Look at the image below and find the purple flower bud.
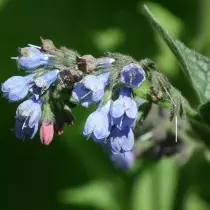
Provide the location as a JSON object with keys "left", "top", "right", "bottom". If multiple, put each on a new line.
{"left": 111, "top": 87, "right": 137, "bottom": 130}
{"left": 96, "top": 57, "right": 115, "bottom": 69}
{"left": 15, "top": 97, "right": 42, "bottom": 139}
{"left": 12, "top": 47, "right": 53, "bottom": 71}
{"left": 110, "top": 150, "right": 134, "bottom": 170}
{"left": 30, "top": 70, "right": 59, "bottom": 96}
{"left": 120, "top": 63, "right": 145, "bottom": 88}
{"left": 110, "top": 126, "right": 134, "bottom": 154}
{"left": 72, "top": 75, "right": 106, "bottom": 108}
{"left": 1, "top": 74, "right": 35, "bottom": 102}
{"left": 83, "top": 101, "right": 112, "bottom": 143}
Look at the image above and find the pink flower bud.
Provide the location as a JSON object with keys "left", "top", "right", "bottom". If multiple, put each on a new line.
{"left": 40, "top": 123, "right": 54, "bottom": 145}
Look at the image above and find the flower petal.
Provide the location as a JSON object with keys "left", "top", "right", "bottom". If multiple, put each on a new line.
{"left": 111, "top": 98, "right": 124, "bottom": 118}
{"left": 8, "top": 85, "right": 29, "bottom": 102}
{"left": 110, "top": 150, "right": 134, "bottom": 170}
{"left": 83, "top": 75, "right": 104, "bottom": 91}
{"left": 120, "top": 63, "right": 146, "bottom": 88}
{"left": 97, "top": 72, "right": 110, "bottom": 86}
{"left": 28, "top": 105, "right": 42, "bottom": 128}
{"left": 83, "top": 106, "right": 111, "bottom": 143}
{"left": 25, "top": 123, "right": 39, "bottom": 139}
{"left": 125, "top": 98, "right": 137, "bottom": 119}
{"left": 110, "top": 127, "right": 134, "bottom": 154}
{"left": 2, "top": 76, "right": 25, "bottom": 92}
{"left": 92, "top": 89, "right": 104, "bottom": 102}
{"left": 72, "top": 83, "right": 89, "bottom": 101}
{"left": 113, "top": 115, "right": 134, "bottom": 130}
{"left": 15, "top": 116, "right": 26, "bottom": 139}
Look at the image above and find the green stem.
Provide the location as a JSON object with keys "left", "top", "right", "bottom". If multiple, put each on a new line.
{"left": 133, "top": 82, "right": 201, "bottom": 122}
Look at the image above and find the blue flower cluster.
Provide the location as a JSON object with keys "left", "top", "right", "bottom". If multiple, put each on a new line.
{"left": 2, "top": 45, "right": 59, "bottom": 139}
{"left": 80, "top": 63, "right": 146, "bottom": 170}
{"left": 1, "top": 39, "right": 147, "bottom": 170}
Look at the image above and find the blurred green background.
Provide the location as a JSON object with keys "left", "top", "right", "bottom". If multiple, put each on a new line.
{"left": 1, "top": 0, "right": 210, "bottom": 209}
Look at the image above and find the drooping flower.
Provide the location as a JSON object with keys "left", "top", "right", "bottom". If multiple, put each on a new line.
{"left": 40, "top": 123, "right": 54, "bottom": 145}
{"left": 109, "top": 126, "right": 134, "bottom": 155}
{"left": 111, "top": 87, "right": 137, "bottom": 130}
{"left": 96, "top": 57, "right": 115, "bottom": 69}
{"left": 120, "top": 63, "right": 145, "bottom": 88}
{"left": 15, "top": 97, "right": 42, "bottom": 139}
{"left": 72, "top": 75, "right": 107, "bottom": 108}
{"left": 30, "top": 70, "right": 59, "bottom": 96}
{"left": 110, "top": 150, "right": 134, "bottom": 170}
{"left": 83, "top": 101, "right": 112, "bottom": 144}
{"left": 1, "top": 73, "right": 35, "bottom": 102}
{"left": 15, "top": 116, "right": 39, "bottom": 140}
{"left": 12, "top": 47, "right": 53, "bottom": 71}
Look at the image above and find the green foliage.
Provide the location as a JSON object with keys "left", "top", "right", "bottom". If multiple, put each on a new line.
{"left": 142, "top": 5, "right": 210, "bottom": 106}
{"left": 1, "top": 0, "right": 210, "bottom": 210}
{"left": 140, "top": 4, "right": 210, "bottom": 149}
{"left": 199, "top": 101, "right": 210, "bottom": 127}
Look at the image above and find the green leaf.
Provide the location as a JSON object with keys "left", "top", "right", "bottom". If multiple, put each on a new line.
{"left": 131, "top": 158, "right": 178, "bottom": 210}
{"left": 58, "top": 180, "right": 120, "bottom": 210}
{"left": 199, "top": 100, "right": 210, "bottom": 127}
{"left": 140, "top": 2, "right": 183, "bottom": 78}
{"left": 142, "top": 4, "right": 210, "bottom": 105}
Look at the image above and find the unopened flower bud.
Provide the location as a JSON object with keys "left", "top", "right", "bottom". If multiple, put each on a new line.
{"left": 96, "top": 57, "right": 115, "bottom": 69}
{"left": 40, "top": 123, "right": 54, "bottom": 145}
{"left": 13, "top": 47, "right": 53, "bottom": 71}
{"left": 58, "top": 69, "right": 83, "bottom": 89}
{"left": 76, "top": 55, "right": 96, "bottom": 73}
{"left": 41, "top": 38, "right": 62, "bottom": 55}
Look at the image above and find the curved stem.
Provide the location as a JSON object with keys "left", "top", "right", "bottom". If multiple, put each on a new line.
{"left": 133, "top": 82, "right": 201, "bottom": 122}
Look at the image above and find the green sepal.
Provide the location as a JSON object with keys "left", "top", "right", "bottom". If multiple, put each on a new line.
{"left": 53, "top": 46, "right": 80, "bottom": 69}
{"left": 41, "top": 102, "right": 55, "bottom": 124}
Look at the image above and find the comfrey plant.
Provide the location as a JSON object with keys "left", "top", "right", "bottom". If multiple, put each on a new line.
{"left": 0, "top": 38, "right": 183, "bottom": 170}
{"left": 3, "top": 5, "right": 210, "bottom": 170}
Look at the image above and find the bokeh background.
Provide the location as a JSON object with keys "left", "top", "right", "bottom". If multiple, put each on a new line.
{"left": 0, "top": 0, "right": 210, "bottom": 209}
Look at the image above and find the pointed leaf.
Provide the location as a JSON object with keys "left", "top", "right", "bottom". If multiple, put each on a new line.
{"left": 142, "top": 4, "right": 210, "bottom": 105}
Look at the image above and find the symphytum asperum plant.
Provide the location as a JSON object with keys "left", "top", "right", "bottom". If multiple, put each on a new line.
{"left": 4, "top": 5, "right": 207, "bottom": 170}
{"left": 2, "top": 37, "right": 186, "bottom": 170}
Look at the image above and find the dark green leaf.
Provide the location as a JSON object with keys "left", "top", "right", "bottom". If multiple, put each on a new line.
{"left": 142, "top": 5, "right": 210, "bottom": 105}
{"left": 199, "top": 100, "right": 210, "bottom": 127}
